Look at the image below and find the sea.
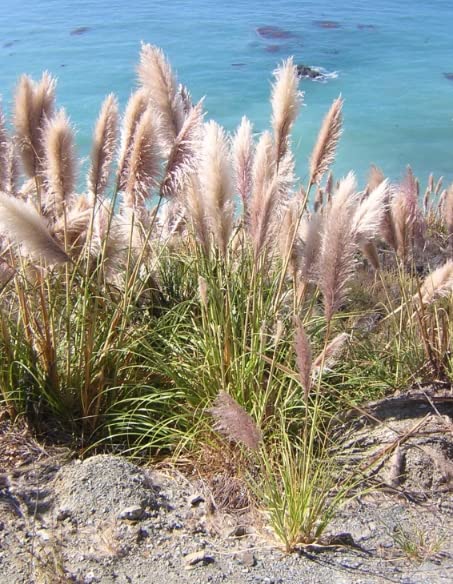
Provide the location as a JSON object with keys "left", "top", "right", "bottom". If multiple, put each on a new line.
{"left": 1, "top": 0, "right": 453, "bottom": 188}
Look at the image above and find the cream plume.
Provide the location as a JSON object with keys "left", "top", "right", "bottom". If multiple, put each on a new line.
{"left": 117, "top": 89, "right": 150, "bottom": 192}
{"left": 232, "top": 116, "right": 254, "bottom": 217}
{"left": 319, "top": 172, "right": 358, "bottom": 322}
{"left": 0, "top": 192, "right": 69, "bottom": 263}
{"left": 88, "top": 94, "right": 118, "bottom": 199}
{"left": 271, "top": 58, "right": 301, "bottom": 164}
{"left": 43, "top": 109, "right": 77, "bottom": 220}
{"left": 138, "top": 43, "right": 184, "bottom": 152}
{"left": 309, "top": 97, "right": 343, "bottom": 186}
{"left": 199, "top": 121, "right": 234, "bottom": 255}
{"left": 160, "top": 99, "right": 204, "bottom": 198}
{"left": 14, "top": 72, "right": 56, "bottom": 178}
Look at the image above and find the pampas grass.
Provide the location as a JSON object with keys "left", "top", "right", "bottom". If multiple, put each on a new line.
{"left": 0, "top": 191, "right": 69, "bottom": 263}
{"left": 319, "top": 172, "right": 358, "bottom": 323}
{"left": 210, "top": 391, "right": 262, "bottom": 450}
{"left": 88, "top": 94, "right": 119, "bottom": 200}
{"left": 42, "top": 109, "right": 77, "bottom": 220}
{"left": 419, "top": 260, "right": 453, "bottom": 304}
{"left": 160, "top": 99, "right": 204, "bottom": 199}
{"left": 138, "top": 43, "right": 184, "bottom": 153}
{"left": 117, "top": 89, "right": 150, "bottom": 192}
{"left": 271, "top": 58, "right": 301, "bottom": 165}
{"left": 232, "top": 116, "right": 254, "bottom": 217}
{"left": 14, "top": 72, "right": 56, "bottom": 179}
{"left": 309, "top": 97, "right": 343, "bottom": 187}
{"left": 122, "top": 107, "right": 161, "bottom": 210}
{"left": 198, "top": 121, "right": 234, "bottom": 256}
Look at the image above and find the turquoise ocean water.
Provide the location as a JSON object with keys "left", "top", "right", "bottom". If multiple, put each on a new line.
{"left": 1, "top": 0, "right": 453, "bottom": 186}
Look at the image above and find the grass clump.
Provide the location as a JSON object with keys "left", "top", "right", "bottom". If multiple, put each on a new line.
{"left": 0, "top": 44, "right": 452, "bottom": 550}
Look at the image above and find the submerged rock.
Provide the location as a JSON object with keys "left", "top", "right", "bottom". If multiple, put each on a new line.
{"left": 70, "top": 26, "right": 91, "bottom": 36}
{"left": 444, "top": 72, "right": 453, "bottom": 81}
{"left": 313, "top": 20, "right": 342, "bottom": 29}
{"left": 256, "top": 26, "right": 295, "bottom": 40}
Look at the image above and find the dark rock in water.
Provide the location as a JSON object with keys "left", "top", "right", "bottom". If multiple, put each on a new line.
{"left": 297, "top": 64, "right": 323, "bottom": 80}
{"left": 357, "top": 23, "right": 377, "bottom": 30}
{"left": 264, "top": 44, "right": 282, "bottom": 53}
{"left": 70, "top": 26, "right": 91, "bottom": 36}
{"left": 313, "top": 20, "right": 341, "bottom": 29}
{"left": 256, "top": 26, "right": 294, "bottom": 40}
{"left": 444, "top": 72, "right": 453, "bottom": 81}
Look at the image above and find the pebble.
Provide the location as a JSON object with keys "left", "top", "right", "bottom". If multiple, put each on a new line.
{"left": 118, "top": 505, "right": 144, "bottom": 521}
{"left": 184, "top": 550, "right": 215, "bottom": 567}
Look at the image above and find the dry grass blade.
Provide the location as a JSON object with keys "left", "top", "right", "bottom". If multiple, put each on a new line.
{"left": 295, "top": 320, "right": 312, "bottom": 400}
{"left": 43, "top": 109, "right": 77, "bottom": 219}
{"left": 199, "top": 121, "right": 234, "bottom": 255}
{"left": 138, "top": 43, "right": 184, "bottom": 152}
{"left": 271, "top": 58, "right": 301, "bottom": 164}
{"left": 319, "top": 172, "right": 358, "bottom": 322}
{"left": 14, "top": 72, "right": 56, "bottom": 178}
{"left": 0, "top": 191, "right": 69, "bottom": 263}
{"left": 418, "top": 260, "right": 453, "bottom": 304}
{"left": 210, "top": 391, "right": 262, "bottom": 450}
{"left": 309, "top": 96, "right": 343, "bottom": 187}
{"left": 123, "top": 107, "right": 161, "bottom": 209}
{"left": 312, "top": 332, "right": 349, "bottom": 375}
{"left": 232, "top": 116, "right": 254, "bottom": 217}
{"left": 160, "top": 99, "right": 204, "bottom": 198}
{"left": 88, "top": 94, "right": 119, "bottom": 199}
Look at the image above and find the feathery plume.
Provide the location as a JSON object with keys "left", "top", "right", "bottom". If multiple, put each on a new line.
{"left": 351, "top": 179, "right": 389, "bottom": 242}
{"left": 248, "top": 131, "right": 277, "bottom": 256}
{"left": 299, "top": 211, "right": 324, "bottom": 283}
{"left": 443, "top": 185, "right": 453, "bottom": 240}
{"left": 42, "top": 109, "right": 77, "bottom": 219}
{"left": 184, "top": 172, "right": 210, "bottom": 254}
{"left": 138, "top": 43, "right": 184, "bottom": 152}
{"left": 210, "top": 391, "right": 262, "bottom": 450}
{"left": 52, "top": 197, "right": 92, "bottom": 253}
{"left": 160, "top": 99, "right": 204, "bottom": 198}
{"left": 88, "top": 94, "right": 118, "bottom": 200}
{"left": 232, "top": 116, "right": 254, "bottom": 217}
{"left": 313, "top": 187, "right": 324, "bottom": 212}
{"left": 309, "top": 96, "right": 343, "bottom": 186}
{"left": 319, "top": 172, "right": 358, "bottom": 322}
{"left": 279, "top": 199, "right": 302, "bottom": 276}
{"left": 198, "top": 121, "right": 234, "bottom": 256}
{"left": 0, "top": 104, "right": 11, "bottom": 192}
{"left": 271, "top": 58, "right": 301, "bottom": 165}
{"left": 367, "top": 164, "right": 385, "bottom": 192}
{"left": 14, "top": 72, "right": 56, "bottom": 178}
{"left": 122, "top": 107, "right": 161, "bottom": 210}
{"left": 294, "top": 320, "right": 312, "bottom": 400}
{"left": 391, "top": 167, "right": 425, "bottom": 259}
{"left": 312, "top": 332, "right": 349, "bottom": 376}
{"left": 117, "top": 89, "right": 149, "bottom": 191}
{"left": 0, "top": 192, "right": 69, "bottom": 263}
{"left": 418, "top": 260, "right": 453, "bottom": 305}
